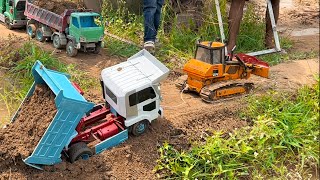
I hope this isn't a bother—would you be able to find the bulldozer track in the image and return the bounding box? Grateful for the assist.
[200,79,254,103]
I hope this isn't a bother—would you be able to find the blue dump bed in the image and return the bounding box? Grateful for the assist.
[12,61,94,169]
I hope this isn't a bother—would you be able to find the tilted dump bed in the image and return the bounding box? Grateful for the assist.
[12,61,94,169]
[24,0,71,32]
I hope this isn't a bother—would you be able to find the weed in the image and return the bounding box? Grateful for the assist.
[155,81,319,179]
[104,36,141,58]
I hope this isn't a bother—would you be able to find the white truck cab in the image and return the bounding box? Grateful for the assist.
[101,50,169,135]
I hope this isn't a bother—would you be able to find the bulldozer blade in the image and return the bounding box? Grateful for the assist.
[252,66,269,78]
[237,53,270,78]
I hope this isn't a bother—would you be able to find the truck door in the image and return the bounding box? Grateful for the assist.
[69,16,81,44]
[128,87,158,119]
[7,0,13,15]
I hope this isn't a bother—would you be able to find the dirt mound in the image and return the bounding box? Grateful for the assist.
[0,85,112,180]
[0,85,56,164]
[250,59,319,93]
[0,36,24,68]
[0,155,111,180]
[32,0,85,15]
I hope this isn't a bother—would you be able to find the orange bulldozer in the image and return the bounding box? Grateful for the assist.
[176,41,270,103]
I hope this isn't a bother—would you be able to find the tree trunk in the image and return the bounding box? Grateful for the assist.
[265,0,280,48]
[227,0,246,53]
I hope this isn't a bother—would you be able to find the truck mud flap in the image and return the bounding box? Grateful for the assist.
[95,130,128,154]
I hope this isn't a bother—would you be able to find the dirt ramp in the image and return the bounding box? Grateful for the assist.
[250,59,319,92]
[0,36,24,68]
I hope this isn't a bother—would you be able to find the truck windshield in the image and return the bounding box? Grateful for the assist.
[16,1,26,11]
[79,16,99,28]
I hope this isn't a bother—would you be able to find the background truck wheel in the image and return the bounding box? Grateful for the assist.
[36,28,45,42]
[27,24,36,38]
[66,41,78,57]
[5,17,13,30]
[53,35,62,49]
[131,120,148,136]
[93,44,101,54]
[68,142,93,163]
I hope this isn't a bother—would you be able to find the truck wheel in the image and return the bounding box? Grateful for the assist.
[131,120,148,136]
[36,28,45,42]
[66,41,78,57]
[5,17,13,30]
[93,42,101,54]
[27,24,36,38]
[68,142,93,163]
[93,45,101,54]
[53,35,62,49]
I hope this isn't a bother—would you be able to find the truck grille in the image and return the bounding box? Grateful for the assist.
[16,12,26,20]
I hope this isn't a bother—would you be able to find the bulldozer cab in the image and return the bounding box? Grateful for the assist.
[195,41,225,65]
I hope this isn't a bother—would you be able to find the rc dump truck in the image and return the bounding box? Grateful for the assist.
[0,0,27,29]
[11,49,169,169]
[25,0,105,57]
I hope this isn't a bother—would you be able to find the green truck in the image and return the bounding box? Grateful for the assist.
[25,0,105,56]
[0,0,27,29]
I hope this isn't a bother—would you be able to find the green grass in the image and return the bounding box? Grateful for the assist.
[155,81,319,179]
[104,36,141,57]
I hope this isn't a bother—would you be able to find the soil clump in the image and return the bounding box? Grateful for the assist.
[32,0,85,15]
[0,85,56,168]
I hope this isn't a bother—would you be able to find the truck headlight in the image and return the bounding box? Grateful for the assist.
[80,36,86,42]
[99,35,104,41]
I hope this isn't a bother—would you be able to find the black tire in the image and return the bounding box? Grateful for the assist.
[93,42,101,54]
[35,28,45,42]
[26,24,36,38]
[5,17,13,30]
[93,45,101,54]
[68,142,93,163]
[66,41,78,57]
[53,35,62,49]
[131,120,148,136]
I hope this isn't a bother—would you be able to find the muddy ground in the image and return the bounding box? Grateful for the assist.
[0,0,319,179]
[0,59,318,180]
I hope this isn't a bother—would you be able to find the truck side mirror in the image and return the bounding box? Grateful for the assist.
[8,0,13,6]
